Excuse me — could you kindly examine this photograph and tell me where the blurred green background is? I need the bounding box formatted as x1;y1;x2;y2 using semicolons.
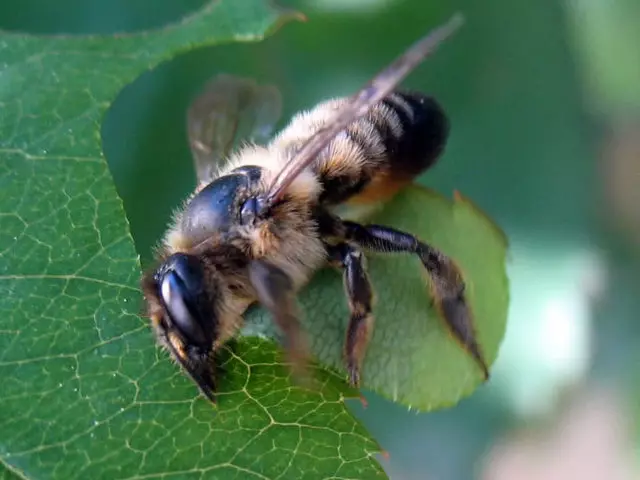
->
2;0;639;478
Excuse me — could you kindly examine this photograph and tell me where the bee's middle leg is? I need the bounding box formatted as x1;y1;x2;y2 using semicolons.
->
248;259;309;373
327;243;374;387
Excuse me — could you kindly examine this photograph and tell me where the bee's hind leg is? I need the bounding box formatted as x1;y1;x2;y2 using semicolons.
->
327;243;375;388
248;259;309;378
341;221;490;381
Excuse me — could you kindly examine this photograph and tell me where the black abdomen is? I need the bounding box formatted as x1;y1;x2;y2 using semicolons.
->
318;91;450;205
379;91;450;175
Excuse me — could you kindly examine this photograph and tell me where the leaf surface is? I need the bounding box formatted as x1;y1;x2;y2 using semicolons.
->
0;0;510;477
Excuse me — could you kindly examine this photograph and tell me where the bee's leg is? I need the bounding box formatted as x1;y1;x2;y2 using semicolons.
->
327;243;374;388
248;259;309;374
341;221;489;380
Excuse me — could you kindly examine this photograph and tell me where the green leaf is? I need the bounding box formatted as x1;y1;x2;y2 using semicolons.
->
245;186;509;410
0;1;386;478
0;0;510;476
0;463;21;480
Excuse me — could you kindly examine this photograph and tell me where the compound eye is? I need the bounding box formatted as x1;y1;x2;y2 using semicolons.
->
159;255;209;347
161;272;207;346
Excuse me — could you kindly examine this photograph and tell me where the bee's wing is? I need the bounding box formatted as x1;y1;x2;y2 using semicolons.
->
187;74;283;184
264;13;464;206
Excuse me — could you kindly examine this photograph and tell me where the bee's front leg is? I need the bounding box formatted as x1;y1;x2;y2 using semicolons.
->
248;259;309;376
327;243;374;388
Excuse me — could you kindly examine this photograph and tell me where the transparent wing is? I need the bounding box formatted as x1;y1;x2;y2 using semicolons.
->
264;13;464;207
187;74;283;183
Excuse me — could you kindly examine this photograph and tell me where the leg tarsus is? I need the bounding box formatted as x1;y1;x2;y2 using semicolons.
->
344;313;373;387
439;292;490;380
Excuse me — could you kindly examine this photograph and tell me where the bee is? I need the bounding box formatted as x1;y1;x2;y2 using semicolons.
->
141;13;489;403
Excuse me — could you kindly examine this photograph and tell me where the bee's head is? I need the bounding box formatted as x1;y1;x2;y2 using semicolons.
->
142;252;221;402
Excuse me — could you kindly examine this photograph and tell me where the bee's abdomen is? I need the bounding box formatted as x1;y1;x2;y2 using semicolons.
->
318;91;449;206
379;91;449;173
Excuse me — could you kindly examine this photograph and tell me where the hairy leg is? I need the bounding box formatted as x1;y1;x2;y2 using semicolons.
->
327;243;375;387
248;259;309;376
